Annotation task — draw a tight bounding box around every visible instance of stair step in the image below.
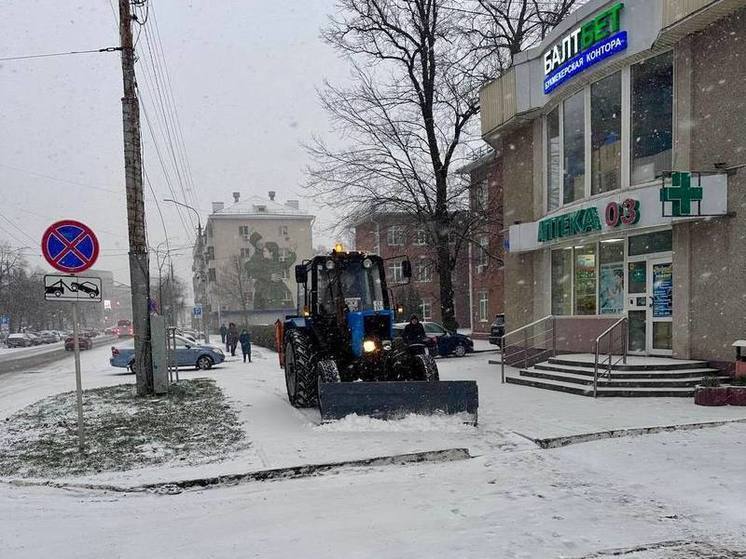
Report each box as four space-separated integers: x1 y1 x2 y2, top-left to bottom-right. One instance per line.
519 368 728 389
548 356 711 371
533 362 722 379
505 374 695 397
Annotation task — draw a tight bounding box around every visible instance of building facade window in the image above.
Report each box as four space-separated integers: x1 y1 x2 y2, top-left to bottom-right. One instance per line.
591 71 622 195
551 249 573 315
208 268 217 282
413 227 428 246
279 248 289 262
477 236 489 270
239 225 249 236
563 90 586 205
240 248 251 258
631 52 673 185
474 179 488 211
206 246 215 260
388 262 403 283
415 259 432 282
387 225 404 246
279 225 288 236
419 299 432 321
478 291 489 322
546 106 561 211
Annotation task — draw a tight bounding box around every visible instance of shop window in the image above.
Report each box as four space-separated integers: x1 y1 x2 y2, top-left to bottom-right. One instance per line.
551 249 573 315
574 244 597 315
628 230 672 257
563 91 586 205
591 72 622 195
546 107 561 211
598 240 624 314
631 52 673 185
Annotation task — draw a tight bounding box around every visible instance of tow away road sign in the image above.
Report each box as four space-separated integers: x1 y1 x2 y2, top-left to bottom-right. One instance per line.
41 220 100 274
44 275 103 302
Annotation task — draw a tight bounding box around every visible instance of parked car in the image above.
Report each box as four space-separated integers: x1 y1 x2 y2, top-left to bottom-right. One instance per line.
6 333 35 348
421 321 474 357
393 321 473 357
488 314 505 347
38 330 60 344
65 335 93 351
25 332 44 345
110 335 225 373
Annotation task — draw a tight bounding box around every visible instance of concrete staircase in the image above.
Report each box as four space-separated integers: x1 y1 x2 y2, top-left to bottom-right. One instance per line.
504 353 727 397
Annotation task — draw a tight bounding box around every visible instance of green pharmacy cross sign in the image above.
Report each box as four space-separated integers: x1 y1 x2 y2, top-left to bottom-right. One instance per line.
660 171 704 217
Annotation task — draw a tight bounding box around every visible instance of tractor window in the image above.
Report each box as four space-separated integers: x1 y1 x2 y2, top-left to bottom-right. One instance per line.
315 260 386 314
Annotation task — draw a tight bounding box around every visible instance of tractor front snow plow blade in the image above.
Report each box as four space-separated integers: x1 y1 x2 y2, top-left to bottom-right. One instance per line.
318 381 479 425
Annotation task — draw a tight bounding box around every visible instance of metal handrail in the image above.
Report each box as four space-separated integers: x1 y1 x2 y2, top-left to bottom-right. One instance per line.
593 317 627 397
500 316 556 383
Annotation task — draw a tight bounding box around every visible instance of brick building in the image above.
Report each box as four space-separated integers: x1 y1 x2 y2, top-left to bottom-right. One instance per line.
355 215 470 328
458 149 505 336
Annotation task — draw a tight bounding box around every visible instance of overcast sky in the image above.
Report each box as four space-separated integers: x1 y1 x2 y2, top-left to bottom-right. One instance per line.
0 0 349 288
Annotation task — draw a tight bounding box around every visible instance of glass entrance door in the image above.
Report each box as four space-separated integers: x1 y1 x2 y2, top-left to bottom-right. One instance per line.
626 256 673 355
648 258 673 355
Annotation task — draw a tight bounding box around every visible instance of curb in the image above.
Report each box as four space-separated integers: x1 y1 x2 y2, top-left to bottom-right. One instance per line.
522 417 746 449
4 447 472 495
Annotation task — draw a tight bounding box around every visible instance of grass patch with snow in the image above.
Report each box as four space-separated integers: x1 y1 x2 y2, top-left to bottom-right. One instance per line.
0 378 246 479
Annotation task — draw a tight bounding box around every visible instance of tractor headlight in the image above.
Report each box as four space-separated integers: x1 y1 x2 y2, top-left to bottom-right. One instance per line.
362 258 372 269
325 259 335 270
382 340 392 351
363 339 377 353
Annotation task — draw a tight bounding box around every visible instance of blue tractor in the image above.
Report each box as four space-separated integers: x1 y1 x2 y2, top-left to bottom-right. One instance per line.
277 248 478 423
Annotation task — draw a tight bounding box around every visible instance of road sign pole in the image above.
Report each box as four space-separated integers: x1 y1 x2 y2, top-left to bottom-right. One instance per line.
71 299 85 452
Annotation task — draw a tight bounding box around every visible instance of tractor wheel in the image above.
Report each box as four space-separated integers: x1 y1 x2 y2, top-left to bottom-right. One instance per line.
284 330 317 408
414 354 440 382
316 359 340 384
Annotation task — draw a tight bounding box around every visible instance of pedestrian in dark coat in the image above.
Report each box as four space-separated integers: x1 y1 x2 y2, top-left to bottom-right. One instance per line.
402 314 426 345
228 322 239 356
239 329 252 363
219 323 228 345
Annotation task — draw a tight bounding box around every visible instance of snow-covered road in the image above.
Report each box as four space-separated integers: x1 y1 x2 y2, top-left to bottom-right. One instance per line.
1 345 746 557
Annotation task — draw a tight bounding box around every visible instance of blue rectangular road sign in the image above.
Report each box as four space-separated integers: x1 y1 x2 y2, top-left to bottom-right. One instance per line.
192 305 203 318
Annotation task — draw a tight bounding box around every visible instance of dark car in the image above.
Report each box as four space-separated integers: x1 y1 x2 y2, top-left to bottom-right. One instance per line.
421 321 474 357
488 314 505 346
394 321 473 357
65 335 93 351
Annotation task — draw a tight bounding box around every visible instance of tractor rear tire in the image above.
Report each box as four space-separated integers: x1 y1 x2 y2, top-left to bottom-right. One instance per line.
414 354 440 382
316 359 340 384
284 330 317 408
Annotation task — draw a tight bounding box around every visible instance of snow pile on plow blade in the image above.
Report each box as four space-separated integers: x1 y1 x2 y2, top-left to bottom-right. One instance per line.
318 381 479 425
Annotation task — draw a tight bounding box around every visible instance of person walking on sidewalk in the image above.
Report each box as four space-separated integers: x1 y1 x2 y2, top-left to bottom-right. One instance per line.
239 329 252 363
228 322 239 357
219 323 228 345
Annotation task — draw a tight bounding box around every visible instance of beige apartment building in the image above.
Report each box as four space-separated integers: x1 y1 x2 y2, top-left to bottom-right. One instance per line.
480 0 746 369
194 191 314 329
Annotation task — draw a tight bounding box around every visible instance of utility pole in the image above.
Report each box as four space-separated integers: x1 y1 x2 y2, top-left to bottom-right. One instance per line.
119 0 153 395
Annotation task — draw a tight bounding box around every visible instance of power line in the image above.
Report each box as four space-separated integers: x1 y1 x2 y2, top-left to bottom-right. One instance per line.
0 46 121 62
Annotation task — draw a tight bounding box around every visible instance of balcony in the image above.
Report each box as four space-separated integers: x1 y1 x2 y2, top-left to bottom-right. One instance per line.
479 68 517 141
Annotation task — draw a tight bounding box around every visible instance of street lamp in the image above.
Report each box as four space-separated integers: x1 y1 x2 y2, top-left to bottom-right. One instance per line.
163 199 209 342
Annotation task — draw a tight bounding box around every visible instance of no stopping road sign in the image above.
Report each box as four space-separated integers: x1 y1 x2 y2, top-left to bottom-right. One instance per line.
41 220 99 274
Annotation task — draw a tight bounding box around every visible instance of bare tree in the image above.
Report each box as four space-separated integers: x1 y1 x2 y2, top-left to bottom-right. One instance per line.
470 0 585 74
216 256 252 327
308 0 582 329
308 0 487 329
